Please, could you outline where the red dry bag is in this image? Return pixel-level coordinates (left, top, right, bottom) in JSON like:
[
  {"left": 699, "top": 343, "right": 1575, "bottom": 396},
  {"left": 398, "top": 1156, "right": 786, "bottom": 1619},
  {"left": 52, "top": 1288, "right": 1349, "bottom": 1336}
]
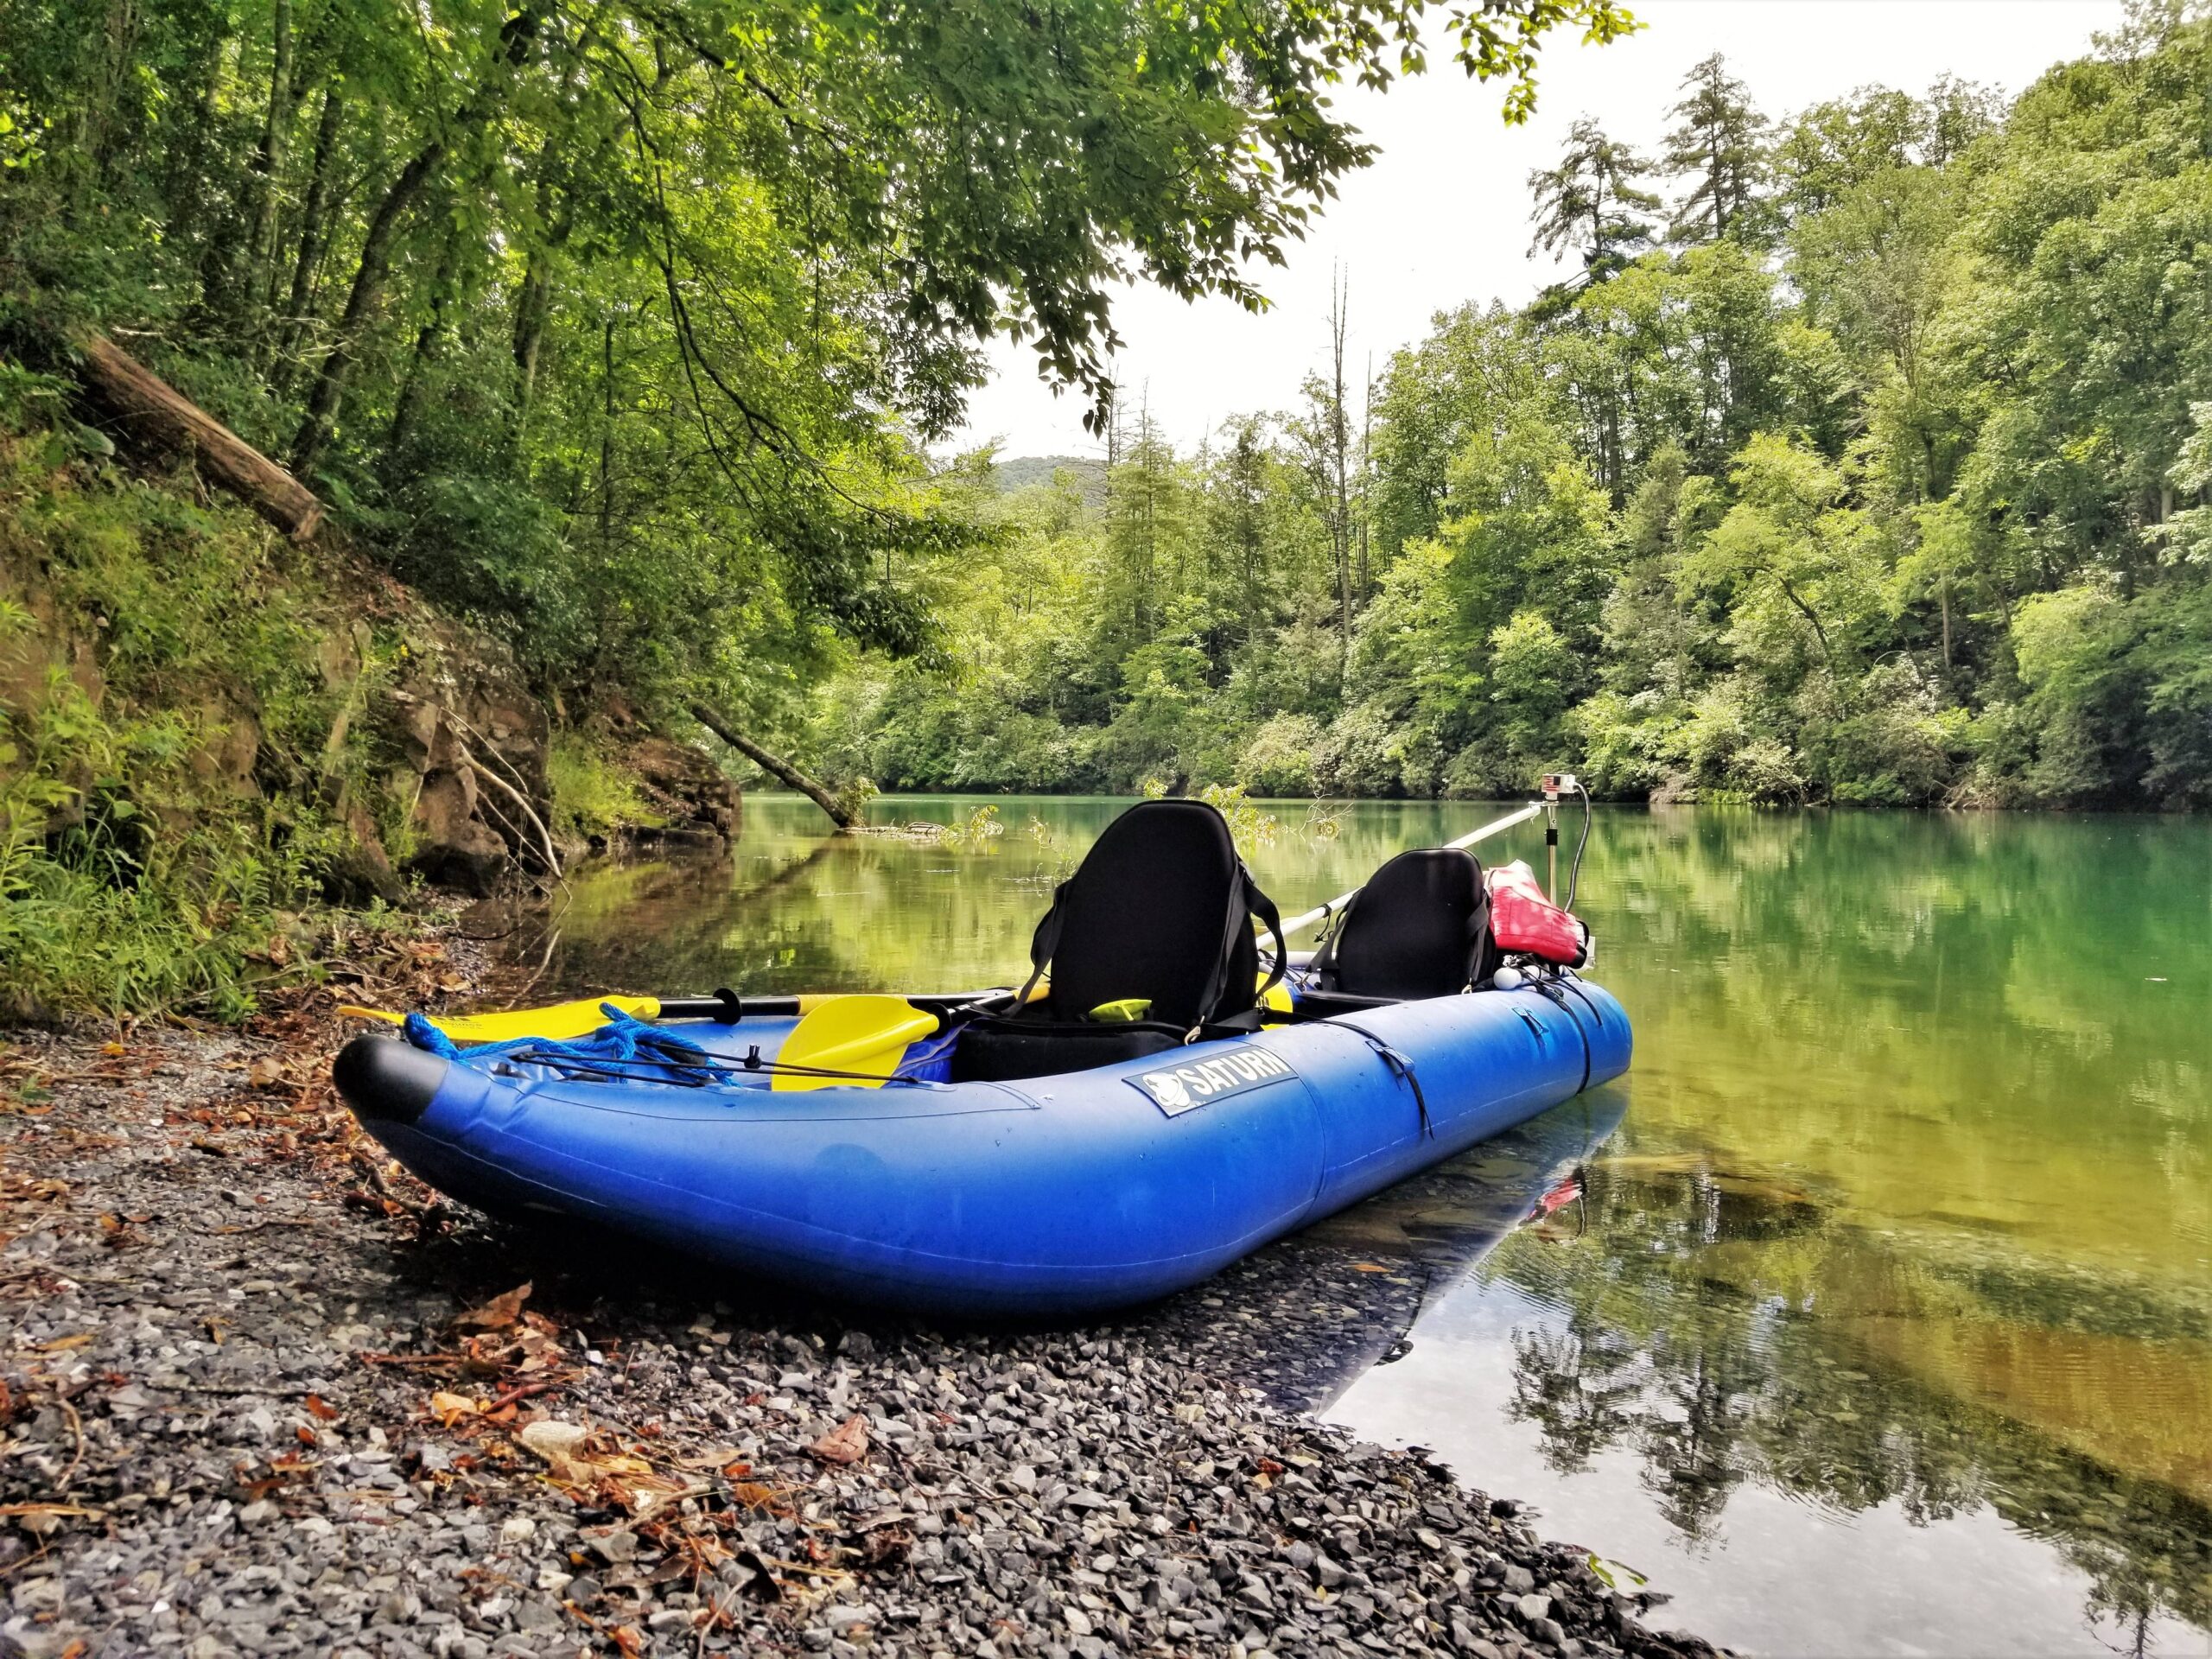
[{"left": 1485, "top": 860, "right": 1591, "bottom": 968}]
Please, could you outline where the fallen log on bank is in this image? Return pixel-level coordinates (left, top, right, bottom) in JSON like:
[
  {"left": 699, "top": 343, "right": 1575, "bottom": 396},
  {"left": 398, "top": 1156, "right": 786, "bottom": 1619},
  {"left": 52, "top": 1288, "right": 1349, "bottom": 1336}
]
[
  {"left": 71, "top": 330, "right": 326, "bottom": 541},
  {"left": 686, "top": 700, "right": 855, "bottom": 830}
]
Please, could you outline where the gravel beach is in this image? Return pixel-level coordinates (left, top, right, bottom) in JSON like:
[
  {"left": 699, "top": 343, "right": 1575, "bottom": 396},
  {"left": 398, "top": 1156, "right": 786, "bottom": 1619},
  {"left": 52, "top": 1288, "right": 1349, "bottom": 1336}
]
[{"left": 0, "top": 1010, "right": 1723, "bottom": 1659}]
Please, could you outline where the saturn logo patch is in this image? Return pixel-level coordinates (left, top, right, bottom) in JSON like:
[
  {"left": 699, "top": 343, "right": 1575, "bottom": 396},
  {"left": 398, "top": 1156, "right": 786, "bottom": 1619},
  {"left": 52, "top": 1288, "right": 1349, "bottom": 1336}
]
[{"left": 1129, "top": 1046, "right": 1299, "bottom": 1116}]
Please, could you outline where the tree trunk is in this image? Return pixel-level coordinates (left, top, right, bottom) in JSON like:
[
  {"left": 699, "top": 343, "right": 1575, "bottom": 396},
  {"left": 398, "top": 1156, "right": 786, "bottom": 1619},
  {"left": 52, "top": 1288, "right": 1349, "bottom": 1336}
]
[
  {"left": 289, "top": 139, "right": 445, "bottom": 475},
  {"left": 508, "top": 114, "right": 584, "bottom": 443},
  {"left": 388, "top": 218, "right": 463, "bottom": 453},
  {"left": 73, "top": 331, "right": 325, "bottom": 540},
  {"left": 599, "top": 315, "right": 617, "bottom": 549},
  {"left": 288, "top": 5, "right": 541, "bottom": 475},
  {"left": 162, "top": 33, "right": 228, "bottom": 248},
  {"left": 1777, "top": 577, "right": 1835, "bottom": 676},
  {"left": 1325, "top": 269, "right": 1354, "bottom": 671},
  {"left": 686, "top": 702, "right": 855, "bottom": 830},
  {"left": 79, "top": 0, "right": 142, "bottom": 194},
  {"left": 241, "top": 0, "right": 296, "bottom": 327},
  {"left": 273, "top": 82, "right": 346, "bottom": 385},
  {"left": 510, "top": 249, "right": 553, "bottom": 435}
]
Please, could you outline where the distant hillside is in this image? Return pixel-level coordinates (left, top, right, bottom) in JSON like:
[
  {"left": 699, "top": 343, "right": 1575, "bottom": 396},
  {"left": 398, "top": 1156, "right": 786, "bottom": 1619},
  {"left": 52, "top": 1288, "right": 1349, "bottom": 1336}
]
[{"left": 993, "top": 454, "right": 1107, "bottom": 503}]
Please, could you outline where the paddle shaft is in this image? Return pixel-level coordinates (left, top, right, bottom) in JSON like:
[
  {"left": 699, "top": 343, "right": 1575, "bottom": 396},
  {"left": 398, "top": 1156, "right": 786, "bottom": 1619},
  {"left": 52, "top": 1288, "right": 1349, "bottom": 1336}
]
[
  {"left": 652, "top": 989, "right": 1014, "bottom": 1023},
  {"left": 1274, "top": 801, "right": 1544, "bottom": 938}
]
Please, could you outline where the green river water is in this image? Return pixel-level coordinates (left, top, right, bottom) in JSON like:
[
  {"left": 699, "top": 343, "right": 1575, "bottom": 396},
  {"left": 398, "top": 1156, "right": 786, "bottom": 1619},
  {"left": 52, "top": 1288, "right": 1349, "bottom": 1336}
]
[{"left": 480, "top": 796, "right": 2211, "bottom": 1657}]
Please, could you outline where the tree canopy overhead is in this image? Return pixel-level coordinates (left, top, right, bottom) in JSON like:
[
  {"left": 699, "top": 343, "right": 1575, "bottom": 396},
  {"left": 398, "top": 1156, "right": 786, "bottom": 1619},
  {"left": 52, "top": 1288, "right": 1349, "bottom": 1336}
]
[{"left": 0, "top": 0, "right": 1635, "bottom": 722}]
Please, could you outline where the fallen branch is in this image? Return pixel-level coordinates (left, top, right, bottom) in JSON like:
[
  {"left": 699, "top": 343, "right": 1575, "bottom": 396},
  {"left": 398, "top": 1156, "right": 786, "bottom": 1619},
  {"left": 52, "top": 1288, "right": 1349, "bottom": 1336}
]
[
  {"left": 70, "top": 331, "right": 325, "bottom": 541},
  {"left": 686, "top": 701, "right": 854, "bottom": 830}
]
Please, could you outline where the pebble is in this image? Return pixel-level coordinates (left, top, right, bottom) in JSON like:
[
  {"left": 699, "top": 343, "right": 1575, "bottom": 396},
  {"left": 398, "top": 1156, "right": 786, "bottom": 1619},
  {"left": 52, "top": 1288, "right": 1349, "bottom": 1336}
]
[{"left": 0, "top": 1022, "right": 1726, "bottom": 1659}]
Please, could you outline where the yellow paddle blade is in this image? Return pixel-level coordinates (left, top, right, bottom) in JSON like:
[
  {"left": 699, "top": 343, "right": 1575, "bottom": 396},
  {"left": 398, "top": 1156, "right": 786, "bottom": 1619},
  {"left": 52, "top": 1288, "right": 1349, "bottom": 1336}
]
[
  {"left": 772, "top": 995, "right": 939, "bottom": 1093},
  {"left": 337, "top": 995, "right": 663, "bottom": 1045}
]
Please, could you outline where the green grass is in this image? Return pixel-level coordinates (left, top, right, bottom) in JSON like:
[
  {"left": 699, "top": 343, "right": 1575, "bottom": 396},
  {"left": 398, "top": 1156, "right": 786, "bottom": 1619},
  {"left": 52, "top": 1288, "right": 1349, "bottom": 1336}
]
[
  {"left": 0, "top": 397, "right": 414, "bottom": 1022},
  {"left": 546, "top": 733, "right": 661, "bottom": 841}
]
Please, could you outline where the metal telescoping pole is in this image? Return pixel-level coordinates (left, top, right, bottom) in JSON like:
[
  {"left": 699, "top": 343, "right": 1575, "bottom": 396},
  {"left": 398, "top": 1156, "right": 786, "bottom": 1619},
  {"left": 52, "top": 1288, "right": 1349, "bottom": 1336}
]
[
  {"left": 1274, "top": 801, "right": 1543, "bottom": 939},
  {"left": 1543, "top": 779, "right": 1560, "bottom": 901}
]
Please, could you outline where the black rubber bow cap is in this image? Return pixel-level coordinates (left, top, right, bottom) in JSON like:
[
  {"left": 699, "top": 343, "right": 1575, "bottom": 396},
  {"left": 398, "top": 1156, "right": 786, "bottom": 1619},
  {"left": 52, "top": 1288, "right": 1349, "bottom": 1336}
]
[{"left": 334, "top": 1034, "right": 448, "bottom": 1126}]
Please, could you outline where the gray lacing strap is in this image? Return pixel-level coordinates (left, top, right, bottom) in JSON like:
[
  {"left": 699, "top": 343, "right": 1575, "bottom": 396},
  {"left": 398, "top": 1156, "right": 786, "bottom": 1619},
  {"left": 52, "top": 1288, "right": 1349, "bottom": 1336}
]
[{"left": 1327, "top": 1019, "right": 1433, "bottom": 1140}]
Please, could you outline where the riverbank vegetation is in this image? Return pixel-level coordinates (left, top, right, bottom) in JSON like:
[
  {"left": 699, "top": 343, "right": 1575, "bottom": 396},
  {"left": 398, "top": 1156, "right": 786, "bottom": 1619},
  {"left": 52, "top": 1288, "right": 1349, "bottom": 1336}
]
[
  {"left": 0, "top": 366, "right": 412, "bottom": 1018},
  {"left": 823, "top": 10, "right": 2212, "bottom": 810}
]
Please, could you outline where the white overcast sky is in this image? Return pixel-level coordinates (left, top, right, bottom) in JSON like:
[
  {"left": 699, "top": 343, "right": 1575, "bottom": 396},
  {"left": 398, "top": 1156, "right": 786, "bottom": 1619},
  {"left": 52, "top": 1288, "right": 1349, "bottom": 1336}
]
[{"left": 947, "top": 0, "right": 2126, "bottom": 461}]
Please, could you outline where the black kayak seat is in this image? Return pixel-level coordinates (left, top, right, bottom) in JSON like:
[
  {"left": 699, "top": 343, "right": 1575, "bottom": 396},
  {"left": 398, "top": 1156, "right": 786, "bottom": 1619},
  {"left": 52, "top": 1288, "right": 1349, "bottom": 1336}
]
[
  {"left": 950, "top": 799, "right": 1284, "bottom": 1084},
  {"left": 1036, "top": 798, "right": 1270, "bottom": 1027},
  {"left": 1306, "top": 846, "right": 1497, "bottom": 1005}
]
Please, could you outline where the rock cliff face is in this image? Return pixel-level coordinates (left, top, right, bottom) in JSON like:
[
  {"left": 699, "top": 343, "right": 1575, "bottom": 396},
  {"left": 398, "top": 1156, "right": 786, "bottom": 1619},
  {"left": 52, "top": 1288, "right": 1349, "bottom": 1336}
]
[
  {"left": 616, "top": 734, "right": 745, "bottom": 850},
  {"left": 366, "top": 628, "right": 745, "bottom": 895},
  {"left": 378, "top": 615, "right": 557, "bottom": 897}
]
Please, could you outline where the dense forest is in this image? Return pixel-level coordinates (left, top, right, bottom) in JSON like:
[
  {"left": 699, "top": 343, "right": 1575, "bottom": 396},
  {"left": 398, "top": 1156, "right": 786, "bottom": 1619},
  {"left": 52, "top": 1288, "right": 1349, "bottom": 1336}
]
[
  {"left": 0, "top": 0, "right": 1634, "bottom": 1011},
  {"left": 821, "top": 10, "right": 2212, "bottom": 808},
  {"left": 3, "top": 0, "right": 2209, "bottom": 1014},
  {"left": 0, "top": 0, "right": 1634, "bottom": 716}
]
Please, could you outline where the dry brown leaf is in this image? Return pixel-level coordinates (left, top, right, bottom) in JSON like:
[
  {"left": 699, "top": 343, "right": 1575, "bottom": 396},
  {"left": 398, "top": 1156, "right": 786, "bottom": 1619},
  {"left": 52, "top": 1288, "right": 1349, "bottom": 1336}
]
[
  {"left": 454, "top": 1281, "right": 532, "bottom": 1332},
  {"left": 807, "top": 1414, "right": 870, "bottom": 1466},
  {"left": 429, "top": 1390, "right": 480, "bottom": 1422}
]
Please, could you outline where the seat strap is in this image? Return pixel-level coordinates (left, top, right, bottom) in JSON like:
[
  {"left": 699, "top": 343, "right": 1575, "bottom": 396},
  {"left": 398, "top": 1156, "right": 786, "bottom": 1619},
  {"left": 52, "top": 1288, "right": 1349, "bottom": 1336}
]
[
  {"left": 1011, "top": 877, "right": 1072, "bottom": 1013},
  {"left": 1247, "top": 867, "right": 1288, "bottom": 1004},
  {"left": 1192, "top": 859, "right": 1289, "bottom": 1028}
]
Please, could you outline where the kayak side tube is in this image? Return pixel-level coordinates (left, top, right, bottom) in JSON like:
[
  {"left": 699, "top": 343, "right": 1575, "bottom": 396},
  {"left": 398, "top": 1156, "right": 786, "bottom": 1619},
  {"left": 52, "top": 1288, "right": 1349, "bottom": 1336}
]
[{"left": 337, "top": 982, "right": 1630, "bottom": 1318}]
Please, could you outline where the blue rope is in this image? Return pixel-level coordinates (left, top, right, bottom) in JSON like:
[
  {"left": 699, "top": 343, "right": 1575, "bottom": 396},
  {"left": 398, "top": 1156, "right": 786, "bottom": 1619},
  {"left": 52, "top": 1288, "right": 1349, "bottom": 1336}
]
[
  {"left": 403, "top": 1004, "right": 738, "bottom": 1082},
  {"left": 403, "top": 1002, "right": 957, "bottom": 1088}
]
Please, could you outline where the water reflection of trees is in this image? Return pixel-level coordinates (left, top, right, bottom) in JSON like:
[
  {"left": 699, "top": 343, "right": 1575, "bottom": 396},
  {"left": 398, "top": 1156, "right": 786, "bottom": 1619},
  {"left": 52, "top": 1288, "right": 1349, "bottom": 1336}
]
[
  {"left": 1593, "top": 808, "right": 2212, "bottom": 1278},
  {"left": 1496, "top": 1161, "right": 2212, "bottom": 1636}
]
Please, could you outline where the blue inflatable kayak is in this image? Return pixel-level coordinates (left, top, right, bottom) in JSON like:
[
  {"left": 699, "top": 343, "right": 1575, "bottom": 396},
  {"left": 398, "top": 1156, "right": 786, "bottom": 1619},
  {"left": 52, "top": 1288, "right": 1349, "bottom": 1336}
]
[{"left": 334, "top": 976, "right": 1629, "bottom": 1317}]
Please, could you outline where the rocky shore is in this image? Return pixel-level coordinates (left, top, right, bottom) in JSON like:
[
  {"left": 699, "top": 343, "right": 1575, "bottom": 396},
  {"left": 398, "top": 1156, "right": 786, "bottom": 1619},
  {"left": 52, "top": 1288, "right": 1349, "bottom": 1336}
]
[{"left": 0, "top": 1009, "right": 1721, "bottom": 1659}]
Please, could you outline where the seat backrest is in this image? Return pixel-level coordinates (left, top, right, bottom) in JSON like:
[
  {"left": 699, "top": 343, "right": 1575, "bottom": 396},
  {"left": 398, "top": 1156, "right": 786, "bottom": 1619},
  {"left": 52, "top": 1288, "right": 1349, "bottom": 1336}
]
[
  {"left": 1311, "top": 846, "right": 1494, "bottom": 1000},
  {"left": 1024, "top": 799, "right": 1280, "bottom": 1028}
]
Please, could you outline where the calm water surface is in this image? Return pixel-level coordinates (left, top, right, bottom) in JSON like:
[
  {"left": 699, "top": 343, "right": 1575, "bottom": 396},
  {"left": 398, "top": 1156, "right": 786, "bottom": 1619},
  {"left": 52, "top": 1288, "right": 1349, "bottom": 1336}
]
[{"left": 483, "top": 796, "right": 2211, "bottom": 1657}]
